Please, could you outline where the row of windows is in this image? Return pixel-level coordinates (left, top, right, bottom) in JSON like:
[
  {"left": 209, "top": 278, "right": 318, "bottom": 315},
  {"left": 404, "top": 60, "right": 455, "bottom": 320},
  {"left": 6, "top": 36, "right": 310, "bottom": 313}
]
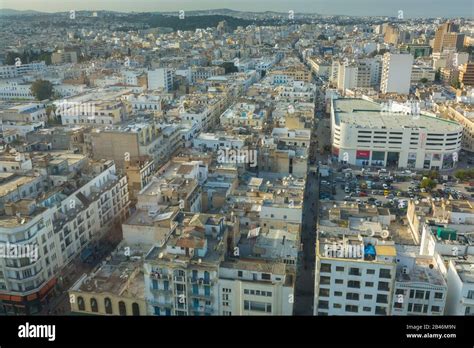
[
  {"left": 76, "top": 297, "right": 140, "bottom": 315},
  {"left": 244, "top": 289, "right": 272, "bottom": 297},
  {"left": 318, "top": 300, "right": 388, "bottom": 314},
  {"left": 321, "top": 264, "right": 391, "bottom": 278},
  {"left": 243, "top": 300, "right": 272, "bottom": 313}
]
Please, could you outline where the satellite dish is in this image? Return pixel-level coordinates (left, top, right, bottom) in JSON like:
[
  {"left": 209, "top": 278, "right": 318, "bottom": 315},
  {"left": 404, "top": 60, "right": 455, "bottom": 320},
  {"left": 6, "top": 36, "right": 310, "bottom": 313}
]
[{"left": 381, "top": 230, "right": 390, "bottom": 239}]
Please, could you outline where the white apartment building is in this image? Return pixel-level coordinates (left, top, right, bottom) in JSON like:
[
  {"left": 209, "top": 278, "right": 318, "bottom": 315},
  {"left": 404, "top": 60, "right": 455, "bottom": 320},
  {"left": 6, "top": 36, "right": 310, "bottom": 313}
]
[
  {"left": 331, "top": 98, "right": 463, "bottom": 169},
  {"left": 391, "top": 247, "right": 447, "bottom": 316},
  {"left": 380, "top": 53, "right": 413, "bottom": 94},
  {"left": 411, "top": 65, "right": 436, "bottom": 83},
  {"left": 193, "top": 133, "right": 245, "bottom": 151},
  {"left": 128, "top": 94, "right": 165, "bottom": 114},
  {"left": 0, "top": 62, "right": 46, "bottom": 79},
  {"left": 337, "top": 64, "right": 358, "bottom": 92},
  {"left": 144, "top": 213, "right": 226, "bottom": 316},
  {"left": 445, "top": 257, "right": 474, "bottom": 315},
  {"left": 0, "top": 103, "right": 48, "bottom": 123},
  {"left": 0, "top": 81, "right": 35, "bottom": 100},
  {"left": 147, "top": 69, "right": 174, "bottom": 92},
  {"left": 0, "top": 160, "right": 129, "bottom": 314},
  {"left": 0, "top": 153, "right": 33, "bottom": 174},
  {"left": 314, "top": 234, "right": 397, "bottom": 316},
  {"left": 218, "top": 260, "right": 294, "bottom": 315}
]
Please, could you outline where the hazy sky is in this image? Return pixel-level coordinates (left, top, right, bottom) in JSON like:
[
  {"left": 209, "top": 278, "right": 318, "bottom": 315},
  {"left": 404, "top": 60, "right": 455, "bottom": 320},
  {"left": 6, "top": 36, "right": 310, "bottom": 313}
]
[{"left": 1, "top": 0, "right": 473, "bottom": 18}]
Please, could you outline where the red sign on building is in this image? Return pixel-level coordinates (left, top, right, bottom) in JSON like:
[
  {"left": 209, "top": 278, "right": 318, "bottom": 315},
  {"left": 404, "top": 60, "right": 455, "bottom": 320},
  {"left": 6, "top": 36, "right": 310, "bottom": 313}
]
[{"left": 356, "top": 150, "right": 370, "bottom": 159}]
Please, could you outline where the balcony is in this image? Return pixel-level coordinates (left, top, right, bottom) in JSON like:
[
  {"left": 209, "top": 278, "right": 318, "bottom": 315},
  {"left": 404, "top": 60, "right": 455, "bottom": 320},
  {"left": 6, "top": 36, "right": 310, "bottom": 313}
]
[
  {"left": 173, "top": 276, "right": 186, "bottom": 283},
  {"left": 461, "top": 297, "right": 474, "bottom": 306},
  {"left": 150, "top": 272, "right": 171, "bottom": 280},
  {"left": 193, "top": 306, "right": 214, "bottom": 314},
  {"left": 150, "top": 287, "right": 172, "bottom": 295},
  {"left": 148, "top": 299, "right": 173, "bottom": 307},
  {"left": 190, "top": 293, "right": 213, "bottom": 301}
]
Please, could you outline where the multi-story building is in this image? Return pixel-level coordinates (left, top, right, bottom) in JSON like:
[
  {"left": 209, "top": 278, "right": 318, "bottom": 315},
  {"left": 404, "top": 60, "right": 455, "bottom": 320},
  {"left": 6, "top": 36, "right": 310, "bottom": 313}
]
[
  {"left": 445, "top": 256, "right": 474, "bottom": 316},
  {"left": 380, "top": 53, "right": 413, "bottom": 95},
  {"left": 0, "top": 62, "right": 46, "bottom": 79},
  {"left": 391, "top": 246, "right": 447, "bottom": 316},
  {"left": 144, "top": 212, "right": 227, "bottom": 316},
  {"left": 314, "top": 231, "right": 397, "bottom": 316},
  {"left": 459, "top": 63, "right": 474, "bottom": 87},
  {"left": 147, "top": 68, "right": 174, "bottom": 92},
  {"left": 220, "top": 102, "right": 267, "bottom": 130},
  {"left": 433, "top": 22, "right": 465, "bottom": 53},
  {"left": 0, "top": 159, "right": 130, "bottom": 314},
  {"left": 51, "top": 50, "right": 78, "bottom": 65},
  {"left": 68, "top": 244, "right": 146, "bottom": 316},
  {"left": 330, "top": 98, "right": 463, "bottom": 169},
  {"left": 439, "top": 104, "right": 474, "bottom": 153}
]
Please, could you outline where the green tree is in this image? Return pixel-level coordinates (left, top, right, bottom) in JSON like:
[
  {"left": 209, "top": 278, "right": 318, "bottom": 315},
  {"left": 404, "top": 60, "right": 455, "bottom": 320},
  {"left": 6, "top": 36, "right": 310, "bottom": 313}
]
[
  {"left": 420, "top": 78, "right": 428, "bottom": 84},
  {"left": 420, "top": 178, "right": 436, "bottom": 189},
  {"left": 454, "top": 169, "right": 474, "bottom": 181},
  {"left": 31, "top": 80, "right": 53, "bottom": 101}
]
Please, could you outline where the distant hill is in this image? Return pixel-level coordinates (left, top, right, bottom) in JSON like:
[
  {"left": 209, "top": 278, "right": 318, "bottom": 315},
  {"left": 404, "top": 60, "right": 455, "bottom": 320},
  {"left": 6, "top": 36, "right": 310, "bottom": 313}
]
[
  {"left": 129, "top": 13, "right": 286, "bottom": 31},
  {"left": 0, "top": 8, "right": 44, "bottom": 16}
]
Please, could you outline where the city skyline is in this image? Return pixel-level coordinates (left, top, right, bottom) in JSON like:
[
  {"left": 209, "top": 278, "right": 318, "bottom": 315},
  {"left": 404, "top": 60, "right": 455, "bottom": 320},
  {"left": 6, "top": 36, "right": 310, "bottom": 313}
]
[{"left": 1, "top": 0, "right": 473, "bottom": 18}]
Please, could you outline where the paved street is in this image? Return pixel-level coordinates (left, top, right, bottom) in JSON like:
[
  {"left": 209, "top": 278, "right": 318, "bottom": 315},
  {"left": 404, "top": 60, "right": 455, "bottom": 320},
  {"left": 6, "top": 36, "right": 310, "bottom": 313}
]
[{"left": 293, "top": 167, "right": 319, "bottom": 315}]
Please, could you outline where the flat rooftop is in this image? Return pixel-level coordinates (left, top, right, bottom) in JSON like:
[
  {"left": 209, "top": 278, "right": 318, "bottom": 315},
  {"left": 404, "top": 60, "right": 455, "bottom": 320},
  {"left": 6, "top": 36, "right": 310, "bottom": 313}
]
[{"left": 333, "top": 98, "right": 461, "bottom": 132}]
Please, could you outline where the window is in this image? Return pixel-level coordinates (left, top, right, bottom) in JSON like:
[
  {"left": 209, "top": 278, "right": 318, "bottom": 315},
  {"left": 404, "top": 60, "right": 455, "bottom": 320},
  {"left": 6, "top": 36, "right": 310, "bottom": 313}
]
[
  {"left": 319, "top": 288, "right": 330, "bottom": 297},
  {"left": 335, "top": 266, "right": 344, "bottom": 272},
  {"left": 367, "top": 269, "right": 375, "bottom": 274},
  {"left": 261, "top": 273, "right": 271, "bottom": 280},
  {"left": 320, "top": 276, "right": 331, "bottom": 285},
  {"left": 376, "top": 294, "right": 388, "bottom": 304},
  {"left": 365, "top": 282, "right": 374, "bottom": 287},
  {"left": 379, "top": 269, "right": 391, "bottom": 279},
  {"left": 118, "top": 301, "right": 127, "bottom": 316},
  {"left": 77, "top": 297, "right": 85, "bottom": 311},
  {"left": 90, "top": 298, "right": 98, "bottom": 313},
  {"left": 415, "top": 290, "right": 424, "bottom": 299},
  {"left": 348, "top": 280, "right": 360, "bottom": 288},
  {"left": 345, "top": 305, "right": 358, "bottom": 313},
  {"left": 238, "top": 271, "right": 243, "bottom": 278},
  {"left": 320, "top": 264, "right": 331, "bottom": 273},
  {"left": 132, "top": 303, "right": 140, "bottom": 316},
  {"left": 333, "top": 303, "right": 342, "bottom": 309},
  {"left": 335, "top": 279, "right": 343, "bottom": 284},
  {"left": 318, "top": 301, "right": 329, "bottom": 309},
  {"left": 375, "top": 306, "right": 387, "bottom": 315},
  {"left": 244, "top": 300, "right": 272, "bottom": 313},
  {"left": 104, "top": 298, "right": 112, "bottom": 314},
  {"left": 413, "top": 304, "right": 423, "bottom": 313},
  {"left": 363, "top": 307, "right": 371, "bottom": 312},
  {"left": 434, "top": 292, "right": 443, "bottom": 299},
  {"left": 346, "top": 293, "right": 359, "bottom": 301},
  {"left": 378, "top": 282, "right": 390, "bottom": 291},
  {"left": 349, "top": 268, "right": 361, "bottom": 276},
  {"left": 334, "top": 291, "right": 343, "bottom": 297},
  {"left": 364, "top": 294, "right": 373, "bottom": 300}
]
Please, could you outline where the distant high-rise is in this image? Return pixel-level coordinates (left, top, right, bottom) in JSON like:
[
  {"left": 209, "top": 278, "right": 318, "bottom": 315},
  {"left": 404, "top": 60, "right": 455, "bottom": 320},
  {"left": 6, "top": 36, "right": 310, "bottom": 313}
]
[
  {"left": 380, "top": 53, "right": 413, "bottom": 95},
  {"left": 433, "top": 22, "right": 465, "bottom": 53},
  {"left": 384, "top": 25, "right": 399, "bottom": 45},
  {"left": 459, "top": 62, "right": 474, "bottom": 87}
]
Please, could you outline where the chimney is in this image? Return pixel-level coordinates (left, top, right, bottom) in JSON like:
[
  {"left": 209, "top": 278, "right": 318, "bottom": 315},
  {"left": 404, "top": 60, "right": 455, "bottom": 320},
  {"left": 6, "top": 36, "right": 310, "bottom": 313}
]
[{"left": 282, "top": 235, "right": 286, "bottom": 245}]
